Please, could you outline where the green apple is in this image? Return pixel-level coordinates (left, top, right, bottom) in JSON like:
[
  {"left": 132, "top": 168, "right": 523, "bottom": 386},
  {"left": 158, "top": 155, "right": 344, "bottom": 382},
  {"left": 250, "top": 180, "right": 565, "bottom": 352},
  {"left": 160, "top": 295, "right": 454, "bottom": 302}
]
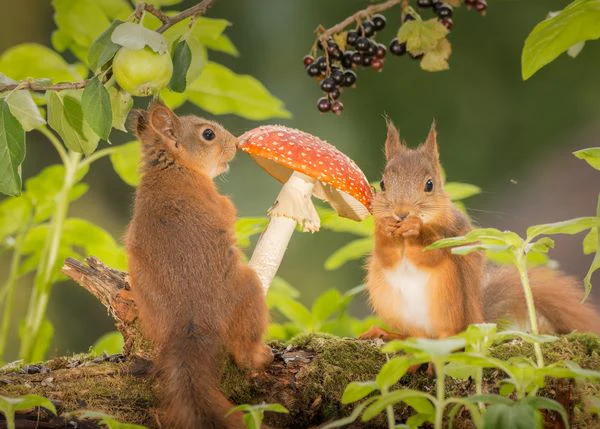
[{"left": 113, "top": 47, "right": 173, "bottom": 97}]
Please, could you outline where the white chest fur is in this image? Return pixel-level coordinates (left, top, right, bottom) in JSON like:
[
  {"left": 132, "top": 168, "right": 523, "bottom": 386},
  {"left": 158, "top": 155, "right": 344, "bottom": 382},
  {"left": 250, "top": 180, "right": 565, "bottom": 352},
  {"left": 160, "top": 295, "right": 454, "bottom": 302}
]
[{"left": 383, "top": 258, "right": 432, "bottom": 333}]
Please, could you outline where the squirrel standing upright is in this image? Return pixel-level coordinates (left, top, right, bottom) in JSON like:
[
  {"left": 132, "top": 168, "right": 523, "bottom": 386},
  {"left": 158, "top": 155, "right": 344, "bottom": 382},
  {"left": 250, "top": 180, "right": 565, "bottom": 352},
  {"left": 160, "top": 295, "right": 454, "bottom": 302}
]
[
  {"left": 125, "top": 103, "right": 272, "bottom": 429},
  {"left": 364, "top": 119, "right": 600, "bottom": 340}
]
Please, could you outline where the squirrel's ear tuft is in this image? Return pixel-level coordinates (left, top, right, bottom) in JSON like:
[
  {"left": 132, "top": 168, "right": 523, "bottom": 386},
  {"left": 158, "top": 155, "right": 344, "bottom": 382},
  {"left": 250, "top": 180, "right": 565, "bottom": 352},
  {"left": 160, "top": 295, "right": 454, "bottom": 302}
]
[
  {"left": 422, "top": 119, "right": 439, "bottom": 160},
  {"left": 127, "top": 109, "right": 147, "bottom": 136},
  {"left": 148, "top": 101, "right": 180, "bottom": 143},
  {"left": 384, "top": 117, "right": 403, "bottom": 160}
]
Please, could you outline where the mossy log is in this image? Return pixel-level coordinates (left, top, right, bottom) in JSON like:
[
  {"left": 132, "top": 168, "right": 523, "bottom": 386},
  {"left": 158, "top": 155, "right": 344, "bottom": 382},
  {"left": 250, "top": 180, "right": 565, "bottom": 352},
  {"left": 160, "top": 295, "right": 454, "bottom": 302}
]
[{"left": 1, "top": 258, "right": 600, "bottom": 428}]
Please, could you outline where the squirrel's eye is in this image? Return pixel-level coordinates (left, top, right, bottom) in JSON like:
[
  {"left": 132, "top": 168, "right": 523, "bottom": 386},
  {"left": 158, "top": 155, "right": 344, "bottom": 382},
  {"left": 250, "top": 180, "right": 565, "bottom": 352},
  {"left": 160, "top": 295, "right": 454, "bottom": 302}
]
[
  {"left": 379, "top": 180, "right": 385, "bottom": 191},
  {"left": 202, "top": 128, "right": 216, "bottom": 141},
  {"left": 424, "top": 179, "right": 434, "bottom": 193}
]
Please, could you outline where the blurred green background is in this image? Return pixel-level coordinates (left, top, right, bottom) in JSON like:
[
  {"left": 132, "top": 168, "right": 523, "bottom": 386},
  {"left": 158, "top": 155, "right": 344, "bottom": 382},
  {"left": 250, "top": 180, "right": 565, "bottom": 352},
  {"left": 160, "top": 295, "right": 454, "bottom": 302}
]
[{"left": 1, "top": 0, "right": 599, "bottom": 360}]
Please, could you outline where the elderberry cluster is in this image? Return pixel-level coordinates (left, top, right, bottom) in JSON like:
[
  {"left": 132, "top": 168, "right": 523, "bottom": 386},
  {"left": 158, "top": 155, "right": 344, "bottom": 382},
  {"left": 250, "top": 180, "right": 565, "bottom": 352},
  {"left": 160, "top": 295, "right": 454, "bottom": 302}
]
[{"left": 304, "top": 14, "right": 392, "bottom": 115}]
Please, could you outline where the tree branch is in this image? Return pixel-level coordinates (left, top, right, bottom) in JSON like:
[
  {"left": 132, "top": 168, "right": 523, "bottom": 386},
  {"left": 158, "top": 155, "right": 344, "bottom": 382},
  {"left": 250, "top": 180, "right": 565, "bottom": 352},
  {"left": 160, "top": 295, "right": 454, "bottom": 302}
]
[
  {"left": 317, "top": 0, "right": 402, "bottom": 45},
  {"left": 0, "top": 0, "right": 217, "bottom": 93}
]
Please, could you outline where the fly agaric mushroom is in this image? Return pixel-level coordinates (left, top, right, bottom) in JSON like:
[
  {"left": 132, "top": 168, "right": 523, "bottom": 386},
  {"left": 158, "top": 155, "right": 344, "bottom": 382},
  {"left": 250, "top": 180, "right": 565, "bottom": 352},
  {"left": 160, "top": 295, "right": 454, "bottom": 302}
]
[{"left": 238, "top": 125, "right": 373, "bottom": 293}]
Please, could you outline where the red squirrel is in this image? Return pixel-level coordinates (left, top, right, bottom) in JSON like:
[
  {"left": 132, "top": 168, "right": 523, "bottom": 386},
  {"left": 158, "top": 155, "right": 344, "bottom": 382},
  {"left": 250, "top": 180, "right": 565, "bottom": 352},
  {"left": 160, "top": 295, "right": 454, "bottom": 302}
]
[
  {"left": 363, "top": 119, "right": 600, "bottom": 340},
  {"left": 125, "top": 103, "right": 272, "bottom": 428}
]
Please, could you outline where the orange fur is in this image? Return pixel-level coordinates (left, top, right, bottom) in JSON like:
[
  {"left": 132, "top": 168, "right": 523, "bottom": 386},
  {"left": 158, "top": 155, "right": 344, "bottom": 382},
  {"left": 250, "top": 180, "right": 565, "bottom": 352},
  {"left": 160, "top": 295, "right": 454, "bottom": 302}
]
[
  {"left": 365, "top": 119, "right": 600, "bottom": 340},
  {"left": 126, "top": 103, "right": 271, "bottom": 429}
]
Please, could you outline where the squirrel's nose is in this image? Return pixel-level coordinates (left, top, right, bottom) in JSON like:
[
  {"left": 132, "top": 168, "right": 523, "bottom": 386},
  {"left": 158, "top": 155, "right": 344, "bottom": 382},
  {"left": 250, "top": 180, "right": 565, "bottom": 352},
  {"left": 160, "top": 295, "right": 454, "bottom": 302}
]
[{"left": 394, "top": 212, "right": 409, "bottom": 221}]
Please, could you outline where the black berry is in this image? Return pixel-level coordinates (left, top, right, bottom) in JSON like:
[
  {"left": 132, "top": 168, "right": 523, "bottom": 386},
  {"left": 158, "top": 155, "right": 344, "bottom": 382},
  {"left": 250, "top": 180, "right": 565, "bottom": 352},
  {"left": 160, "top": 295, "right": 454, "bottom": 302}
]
[
  {"left": 375, "top": 43, "right": 387, "bottom": 59},
  {"left": 389, "top": 38, "right": 407, "bottom": 56},
  {"left": 306, "top": 63, "right": 320, "bottom": 77},
  {"left": 341, "top": 51, "right": 354, "bottom": 68},
  {"left": 316, "top": 56, "right": 328, "bottom": 73},
  {"left": 331, "top": 100, "right": 344, "bottom": 115},
  {"left": 342, "top": 70, "right": 357, "bottom": 87},
  {"left": 331, "top": 68, "right": 344, "bottom": 85},
  {"left": 320, "top": 77, "right": 337, "bottom": 93},
  {"left": 317, "top": 97, "right": 332, "bottom": 112},
  {"left": 356, "top": 37, "right": 370, "bottom": 52},
  {"left": 435, "top": 3, "right": 453, "bottom": 18},
  {"left": 417, "top": 0, "right": 433, "bottom": 8},
  {"left": 351, "top": 51, "right": 363, "bottom": 65},
  {"left": 372, "top": 14, "right": 386, "bottom": 31},
  {"left": 361, "top": 55, "right": 372, "bottom": 67},
  {"left": 366, "top": 43, "right": 377, "bottom": 57},
  {"left": 346, "top": 30, "right": 359, "bottom": 46},
  {"left": 303, "top": 55, "right": 314, "bottom": 66},
  {"left": 327, "top": 44, "right": 343, "bottom": 60},
  {"left": 404, "top": 14, "right": 415, "bottom": 22},
  {"left": 361, "top": 20, "right": 376, "bottom": 37},
  {"left": 330, "top": 87, "right": 341, "bottom": 100}
]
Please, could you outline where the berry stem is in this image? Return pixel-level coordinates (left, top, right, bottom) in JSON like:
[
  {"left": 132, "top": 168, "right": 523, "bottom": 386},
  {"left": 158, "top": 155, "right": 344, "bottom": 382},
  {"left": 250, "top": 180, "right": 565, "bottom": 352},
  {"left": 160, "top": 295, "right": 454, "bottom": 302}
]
[{"left": 317, "top": 0, "right": 402, "bottom": 49}]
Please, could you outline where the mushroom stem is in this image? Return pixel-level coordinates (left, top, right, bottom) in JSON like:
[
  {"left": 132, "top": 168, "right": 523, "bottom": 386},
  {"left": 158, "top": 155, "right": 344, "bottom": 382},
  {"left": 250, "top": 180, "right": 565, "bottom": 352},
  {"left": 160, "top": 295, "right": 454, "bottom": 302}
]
[{"left": 250, "top": 171, "right": 319, "bottom": 293}]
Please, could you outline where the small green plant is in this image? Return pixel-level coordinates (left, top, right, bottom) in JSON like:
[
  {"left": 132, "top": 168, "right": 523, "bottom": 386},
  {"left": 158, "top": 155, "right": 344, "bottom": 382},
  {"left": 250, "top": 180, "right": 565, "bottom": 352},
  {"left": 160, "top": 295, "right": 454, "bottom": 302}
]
[
  {"left": 226, "top": 402, "right": 289, "bottom": 429},
  {"left": 90, "top": 331, "right": 124, "bottom": 356},
  {"left": 267, "top": 283, "right": 382, "bottom": 340},
  {"left": 0, "top": 394, "right": 56, "bottom": 429},
  {"left": 428, "top": 215, "right": 600, "bottom": 367},
  {"left": 70, "top": 411, "right": 148, "bottom": 429}
]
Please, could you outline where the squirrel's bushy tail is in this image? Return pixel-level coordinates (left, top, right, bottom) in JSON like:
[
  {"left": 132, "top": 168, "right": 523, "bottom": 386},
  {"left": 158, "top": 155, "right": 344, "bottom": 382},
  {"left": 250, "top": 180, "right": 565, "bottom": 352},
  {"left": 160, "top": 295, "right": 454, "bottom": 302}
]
[
  {"left": 156, "top": 322, "right": 242, "bottom": 429},
  {"left": 483, "top": 265, "right": 600, "bottom": 335}
]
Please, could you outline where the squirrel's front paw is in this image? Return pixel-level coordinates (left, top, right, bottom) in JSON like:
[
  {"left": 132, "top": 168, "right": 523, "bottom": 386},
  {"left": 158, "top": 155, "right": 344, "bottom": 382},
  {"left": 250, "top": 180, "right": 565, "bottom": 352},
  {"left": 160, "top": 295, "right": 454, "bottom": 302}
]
[{"left": 396, "top": 215, "right": 422, "bottom": 238}]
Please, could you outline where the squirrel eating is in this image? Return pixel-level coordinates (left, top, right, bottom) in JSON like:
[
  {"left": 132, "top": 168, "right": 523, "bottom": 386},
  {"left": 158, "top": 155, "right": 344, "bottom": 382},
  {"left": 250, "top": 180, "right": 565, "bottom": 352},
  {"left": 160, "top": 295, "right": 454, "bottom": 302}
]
[
  {"left": 125, "top": 102, "right": 272, "bottom": 428},
  {"left": 364, "top": 119, "right": 600, "bottom": 340}
]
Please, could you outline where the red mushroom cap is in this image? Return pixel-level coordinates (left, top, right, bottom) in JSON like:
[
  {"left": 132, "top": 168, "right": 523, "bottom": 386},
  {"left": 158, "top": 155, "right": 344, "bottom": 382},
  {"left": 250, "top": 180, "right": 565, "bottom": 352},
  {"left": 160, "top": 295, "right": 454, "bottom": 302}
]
[{"left": 238, "top": 125, "right": 373, "bottom": 220}]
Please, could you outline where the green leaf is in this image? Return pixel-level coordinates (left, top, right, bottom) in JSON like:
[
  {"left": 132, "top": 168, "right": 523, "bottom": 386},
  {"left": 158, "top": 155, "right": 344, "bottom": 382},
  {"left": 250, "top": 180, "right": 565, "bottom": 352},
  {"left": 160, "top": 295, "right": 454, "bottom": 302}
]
[
  {"left": 62, "top": 218, "right": 127, "bottom": 270},
  {"left": 311, "top": 288, "right": 343, "bottom": 323},
  {"left": 47, "top": 90, "right": 100, "bottom": 156},
  {"left": 526, "top": 216, "right": 600, "bottom": 241},
  {"left": 0, "top": 196, "right": 32, "bottom": 241},
  {"left": 186, "top": 62, "right": 290, "bottom": 120},
  {"left": 583, "top": 228, "right": 597, "bottom": 255},
  {"left": 522, "top": 396, "right": 569, "bottom": 429},
  {"left": 325, "top": 238, "right": 372, "bottom": 270},
  {"left": 95, "top": 0, "right": 132, "bottom": 20},
  {"left": 321, "top": 397, "right": 377, "bottom": 429},
  {"left": 495, "top": 330, "right": 558, "bottom": 344},
  {"left": 318, "top": 206, "right": 374, "bottom": 236},
  {"left": 109, "top": 141, "right": 140, "bottom": 187},
  {"left": 397, "top": 18, "right": 448, "bottom": 55},
  {"left": 235, "top": 217, "right": 268, "bottom": 248},
  {"left": 0, "top": 43, "right": 81, "bottom": 84},
  {"left": 483, "top": 403, "right": 538, "bottom": 429},
  {"left": 0, "top": 99, "right": 26, "bottom": 196},
  {"left": 445, "top": 182, "right": 482, "bottom": 201},
  {"left": 91, "top": 331, "right": 124, "bottom": 356},
  {"left": 376, "top": 357, "right": 413, "bottom": 390},
  {"left": 445, "top": 361, "right": 477, "bottom": 380},
  {"left": 526, "top": 237, "right": 555, "bottom": 254},
  {"left": 574, "top": 147, "right": 600, "bottom": 170},
  {"left": 270, "top": 294, "right": 313, "bottom": 328},
  {"left": 89, "top": 20, "right": 124, "bottom": 70},
  {"left": 522, "top": 0, "right": 600, "bottom": 80},
  {"left": 362, "top": 390, "right": 434, "bottom": 422},
  {"left": 169, "top": 39, "right": 192, "bottom": 93},
  {"left": 383, "top": 337, "right": 465, "bottom": 358},
  {"left": 341, "top": 381, "right": 378, "bottom": 404},
  {"left": 111, "top": 22, "right": 167, "bottom": 54},
  {"left": 53, "top": 0, "right": 111, "bottom": 48},
  {"left": 75, "top": 411, "right": 148, "bottom": 429},
  {"left": 420, "top": 38, "right": 451, "bottom": 72},
  {"left": 204, "top": 34, "right": 239, "bottom": 56},
  {"left": 584, "top": 194, "right": 600, "bottom": 300},
  {"left": 108, "top": 87, "right": 133, "bottom": 132},
  {"left": 0, "top": 393, "right": 56, "bottom": 429},
  {"left": 0, "top": 74, "right": 45, "bottom": 131},
  {"left": 82, "top": 77, "right": 112, "bottom": 141}
]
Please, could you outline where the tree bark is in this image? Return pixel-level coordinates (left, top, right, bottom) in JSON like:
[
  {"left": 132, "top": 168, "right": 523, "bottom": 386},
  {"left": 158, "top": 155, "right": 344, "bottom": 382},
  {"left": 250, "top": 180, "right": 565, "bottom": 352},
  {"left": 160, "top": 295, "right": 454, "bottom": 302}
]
[{"left": 0, "top": 257, "right": 599, "bottom": 428}]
